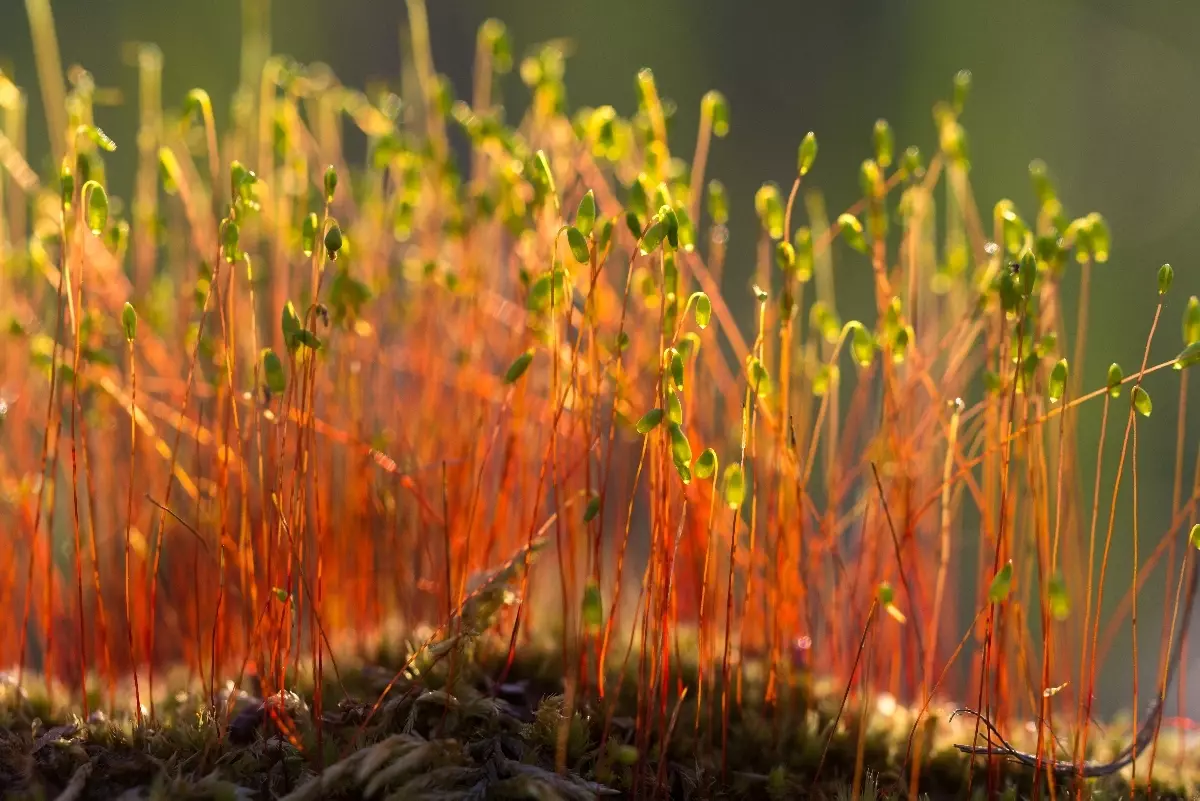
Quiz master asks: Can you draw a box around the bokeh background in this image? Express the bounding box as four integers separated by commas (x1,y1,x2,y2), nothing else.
2,0,1199,719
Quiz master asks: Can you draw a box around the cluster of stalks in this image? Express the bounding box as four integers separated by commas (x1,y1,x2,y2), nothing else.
1,1,1199,798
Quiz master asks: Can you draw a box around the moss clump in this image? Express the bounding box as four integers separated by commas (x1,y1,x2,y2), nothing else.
2,635,1194,799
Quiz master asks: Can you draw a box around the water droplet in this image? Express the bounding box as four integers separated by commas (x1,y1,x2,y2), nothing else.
984,241,999,256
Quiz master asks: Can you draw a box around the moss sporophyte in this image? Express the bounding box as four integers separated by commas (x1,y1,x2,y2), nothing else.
0,1,1197,799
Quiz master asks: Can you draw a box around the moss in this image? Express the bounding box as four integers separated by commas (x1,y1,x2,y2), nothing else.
0,636,1193,800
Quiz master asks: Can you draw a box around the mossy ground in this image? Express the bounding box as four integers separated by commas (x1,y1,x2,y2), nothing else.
1,633,1194,800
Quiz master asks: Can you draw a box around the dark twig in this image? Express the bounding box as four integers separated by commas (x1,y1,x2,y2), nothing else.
145,494,212,560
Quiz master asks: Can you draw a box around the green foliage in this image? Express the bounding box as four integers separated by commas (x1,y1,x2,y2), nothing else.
1132,385,1152,417
668,422,693,483
324,222,344,259
837,213,867,253
989,560,1014,603
703,90,730,138
281,300,302,350
708,180,729,225
723,464,745,509
667,347,685,390
1176,342,1200,371
582,579,603,632
775,241,795,273
121,302,137,342
635,408,664,434
691,292,712,329
323,164,338,204
1107,363,1124,397
695,448,718,480
575,190,596,237
533,149,557,209
82,180,107,235
504,349,535,384
1048,570,1070,621
877,582,894,606
755,183,785,240
220,218,240,263
302,214,319,258
849,322,876,368
566,226,590,263
1049,359,1068,403
583,494,602,523
1158,263,1174,295
262,348,286,394
798,131,818,177
872,119,893,168
953,68,972,112
1184,296,1200,345
639,217,666,254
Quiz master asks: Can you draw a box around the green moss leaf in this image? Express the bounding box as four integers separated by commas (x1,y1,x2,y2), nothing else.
1132,385,1152,417
797,131,818,177
566,226,590,263
1049,359,1068,403
504,349,535,384
1107,363,1124,398
691,292,712,329
83,181,108,235
1175,342,1200,371
1088,213,1111,262
220,218,240,264
668,422,693,484
850,322,876,368
745,355,772,397
636,408,664,434
707,180,729,225
723,464,745,509
838,213,867,253
872,119,893,169
1184,296,1200,345
262,348,286,394
754,183,784,240
877,582,894,606
988,560,1013,603
1048,570,1069,622
667,348,685,390
575,190,596,237
703,90,730,138
302,213,319,257
324,223,344,260
323,164,338,204
793,227,813,282
281,301,302,350
639,218,666,255
294,329,322,350
582,579,603,632
1158,263,1174,296
667,390,683,426
534,149,557,208
583,493,602,523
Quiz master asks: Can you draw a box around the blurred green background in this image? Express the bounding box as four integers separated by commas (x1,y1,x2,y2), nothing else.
2,0,1198,718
